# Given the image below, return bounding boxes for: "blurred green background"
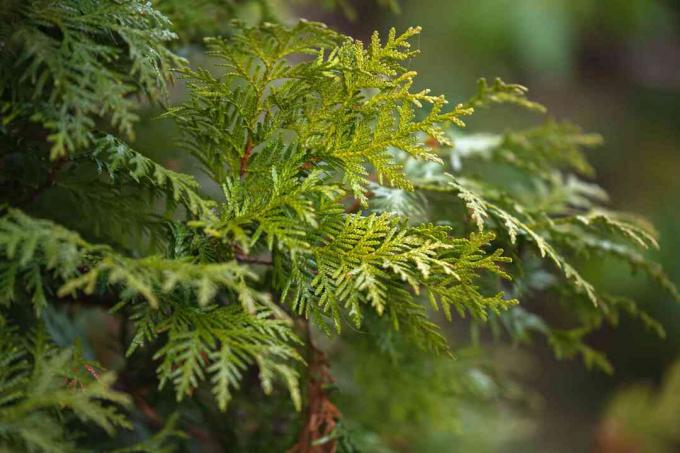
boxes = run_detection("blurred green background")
[304,0,680,451]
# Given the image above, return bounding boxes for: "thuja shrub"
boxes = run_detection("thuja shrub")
[0,1,676,451]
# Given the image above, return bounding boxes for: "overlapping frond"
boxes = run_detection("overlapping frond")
[0,325,130,452]
[0,209,259,312]
[90,135,214,217]
[396,87,678,371]
[0,206,303,422]
[465,77,546,112]
[128,302,302,411]
[279,213,515,353]
[191,146,345,253]
[1,1,676,448]
[0,0,184,158]
[170,21,471,203]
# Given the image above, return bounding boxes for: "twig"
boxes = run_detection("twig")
[345,198,362,214]
[345,190,374,214]
[235,253,273,266]
[233,244,273,265]
[84,364,101,380]
[289,320,340,453]
[240,137,254,179]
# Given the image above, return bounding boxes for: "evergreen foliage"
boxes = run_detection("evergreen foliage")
[0,0,676,450]
[0,0,182,159]
[0,324,131,451]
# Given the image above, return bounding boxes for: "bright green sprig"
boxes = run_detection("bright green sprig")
[171,21,472,204]
[280,213,515,353]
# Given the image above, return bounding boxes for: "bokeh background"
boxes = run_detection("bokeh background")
[304,1,680,451]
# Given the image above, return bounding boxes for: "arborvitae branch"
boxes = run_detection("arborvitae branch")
[0,2,676,449]
[290,322,340,453]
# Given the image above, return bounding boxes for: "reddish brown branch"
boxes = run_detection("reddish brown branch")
[240,137,254,179]
[233,244,273,265]
[345,190,374,214]
[345,198,362,214]
[84,364,101,380]
[290,322,341,453]
[235,253,273,266]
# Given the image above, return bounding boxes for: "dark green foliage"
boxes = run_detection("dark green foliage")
[0,0,183,158]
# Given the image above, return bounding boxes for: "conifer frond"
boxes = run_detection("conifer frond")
[170,22,510,356]
[369,184,429,220]
[548,327,613,374]
[454,121,602,179]
[191,147,345,253]
[0,326,130,452]
[1,1,676,447]
[517,124,599,177]
[0,209,259,312]
[157,0,278,41]
[394,86,678,370]
[0,0,184,158]
[600,294,666,339]
[558,232,679,302]
[443,176,600,304]
[60,254,259,310]
[280,213,515,349]
[574,211,659,250]
[171,21,471,203]
[416,155,678,316]
[466,77,546,112]
[130,302,302,412]
[405,92,678,311]
[0,209,100,313]
[0,209,301,414]
[90,135,214,217]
